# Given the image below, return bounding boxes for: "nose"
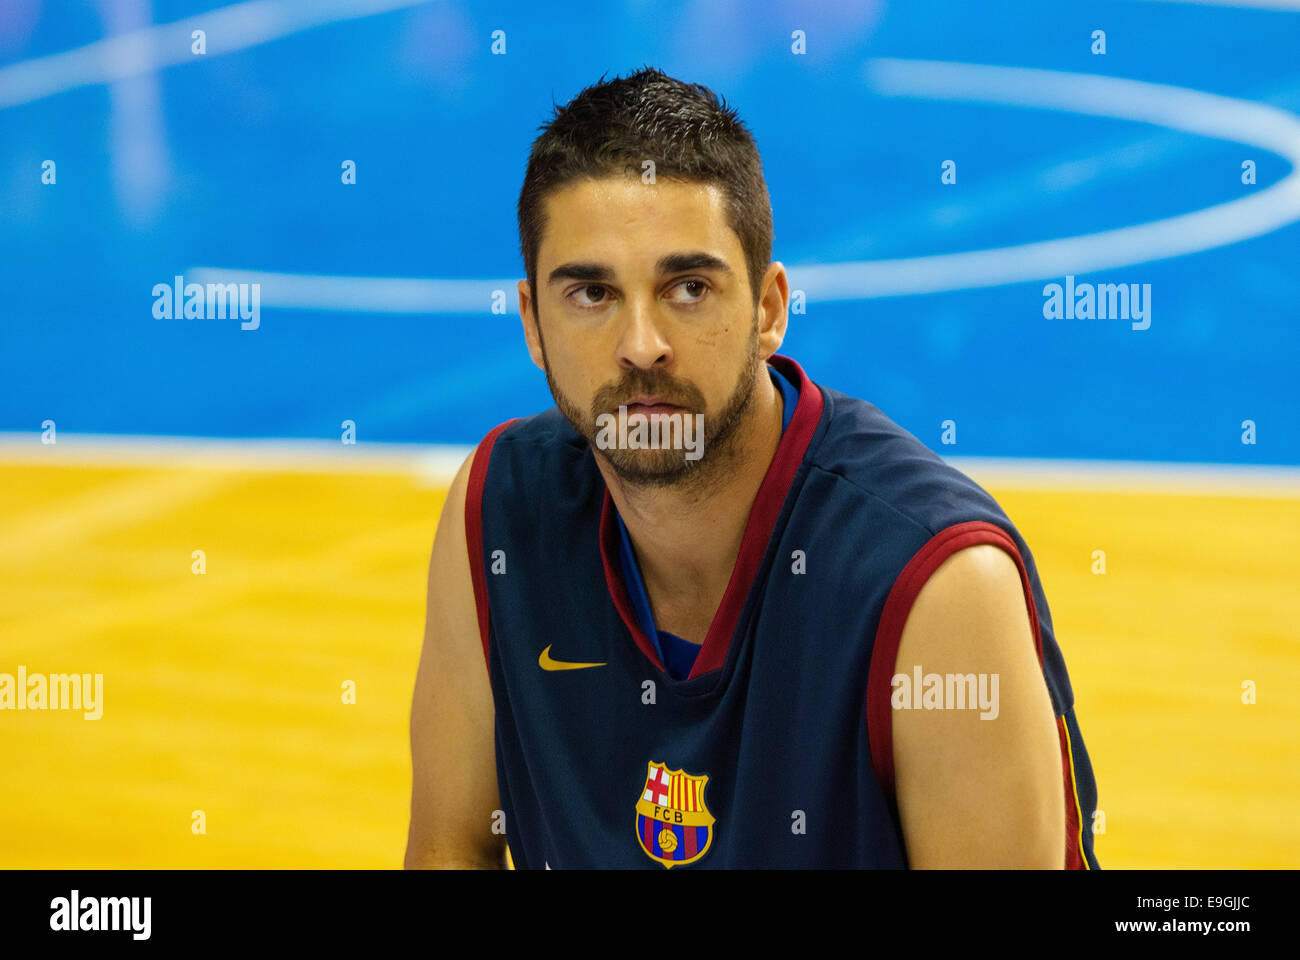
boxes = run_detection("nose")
[615,297,673,372]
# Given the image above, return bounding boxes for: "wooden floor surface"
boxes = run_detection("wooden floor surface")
[1,460,1296,867]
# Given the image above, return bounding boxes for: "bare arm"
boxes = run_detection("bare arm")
[404,447,506,869]
[892,544,1065,868]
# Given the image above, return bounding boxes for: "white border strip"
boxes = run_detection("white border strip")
[0,433,473,484]
[1,434,1295,495]
[945,456,1300,495]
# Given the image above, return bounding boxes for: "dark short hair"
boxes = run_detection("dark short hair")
[517,66,773,313]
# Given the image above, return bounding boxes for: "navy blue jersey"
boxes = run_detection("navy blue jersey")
[464,354,1100,869]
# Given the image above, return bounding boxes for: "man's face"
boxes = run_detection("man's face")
[520,176,772,488]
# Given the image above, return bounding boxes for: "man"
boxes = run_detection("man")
[405,67,1100,869]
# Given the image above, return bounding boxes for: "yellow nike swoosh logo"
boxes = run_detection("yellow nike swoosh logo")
[538,644,607,671]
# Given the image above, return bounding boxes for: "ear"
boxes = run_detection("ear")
[518,279,546,371]
[755,261,789,361]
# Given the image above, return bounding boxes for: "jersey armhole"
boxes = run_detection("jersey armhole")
[464,420,517,675]
[864,519,1090,869]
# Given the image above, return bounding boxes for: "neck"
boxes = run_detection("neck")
[597,367,785,628]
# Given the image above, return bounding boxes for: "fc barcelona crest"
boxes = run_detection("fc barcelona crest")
[635,760,715,868]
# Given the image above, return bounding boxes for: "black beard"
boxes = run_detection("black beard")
[538,321,762,494]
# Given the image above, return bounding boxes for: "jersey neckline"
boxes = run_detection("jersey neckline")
[613,362,799,680]
[597,353,825,682]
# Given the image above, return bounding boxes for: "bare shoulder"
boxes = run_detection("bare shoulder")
[907,544,1031,645]
[431,446,477,572]
[405,443,505,869]
[421,446,480,641]
[890,543,1065,868]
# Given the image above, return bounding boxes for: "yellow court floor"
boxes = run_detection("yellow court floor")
[1,454,1297,868]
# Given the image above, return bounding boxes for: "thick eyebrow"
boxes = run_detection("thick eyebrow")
[546,251,734,286]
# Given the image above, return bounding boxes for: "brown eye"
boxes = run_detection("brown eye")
[571,284,608,307]
[668,279,709,303]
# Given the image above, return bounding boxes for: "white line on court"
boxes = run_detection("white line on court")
[0,0,434,110]
[943,457,1300,496]
[184,269,519,315]
[185,61,1300,310]
[3,434,1297,495]
[788,59,1300,300]
[0,433,473,485]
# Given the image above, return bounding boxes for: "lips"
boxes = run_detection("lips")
[625,402,682,417]
[622,397,684,417]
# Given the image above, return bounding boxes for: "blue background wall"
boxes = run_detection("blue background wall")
[2,0,1296,463]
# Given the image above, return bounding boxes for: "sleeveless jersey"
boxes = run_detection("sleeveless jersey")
[464,353,1101,869]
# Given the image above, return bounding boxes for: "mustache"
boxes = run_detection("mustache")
[591,372,704,414]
